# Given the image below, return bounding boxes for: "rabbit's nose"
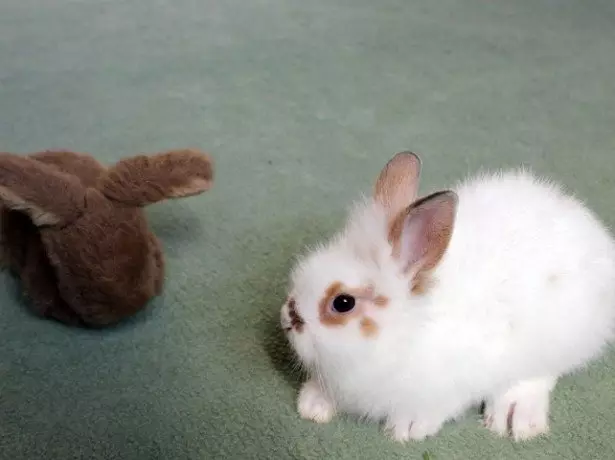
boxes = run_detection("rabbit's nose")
[287,298,305,333]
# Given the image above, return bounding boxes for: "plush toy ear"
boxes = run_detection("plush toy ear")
[99,149,213,207]
[0,153,86,226]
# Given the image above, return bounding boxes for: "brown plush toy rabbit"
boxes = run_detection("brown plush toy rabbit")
[0,149,213,327]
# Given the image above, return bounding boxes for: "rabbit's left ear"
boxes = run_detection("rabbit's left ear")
[389,190,457,279]
[100,149,213,207]
[374,152,421,222]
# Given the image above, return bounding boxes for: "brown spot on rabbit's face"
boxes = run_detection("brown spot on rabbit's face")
[360,317,379,337]
[319,282,363,327]
[373,295,389,307]
[319,282,388,329]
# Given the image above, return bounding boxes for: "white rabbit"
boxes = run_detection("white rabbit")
[280,152,615,442]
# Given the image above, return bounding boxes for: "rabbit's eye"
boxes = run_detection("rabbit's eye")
[332,294,356,313]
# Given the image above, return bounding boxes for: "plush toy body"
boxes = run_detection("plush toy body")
[0,149,213,327]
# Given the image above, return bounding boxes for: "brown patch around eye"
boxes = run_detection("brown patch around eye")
[319,282,388,327]
[319,282,353,327]
[360,317,379,338]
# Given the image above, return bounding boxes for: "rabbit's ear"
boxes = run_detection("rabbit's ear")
[389,190,457,284]
[374,152,422,221]
[0,153,86,226]
[100,149,213,207]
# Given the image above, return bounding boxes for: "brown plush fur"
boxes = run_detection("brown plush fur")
[0,149,213,327]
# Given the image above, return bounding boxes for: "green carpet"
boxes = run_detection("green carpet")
[1,0,615,458]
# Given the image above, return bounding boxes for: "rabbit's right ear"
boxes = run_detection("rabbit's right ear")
[374,152,422,222]
[0,153,85,226]
[389,190,457,280]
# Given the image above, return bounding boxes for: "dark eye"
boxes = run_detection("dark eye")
[332,294,356,313]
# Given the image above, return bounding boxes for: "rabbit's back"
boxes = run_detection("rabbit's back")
[436,169,615,378]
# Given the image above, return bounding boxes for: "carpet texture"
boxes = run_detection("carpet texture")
[1,0,615,458]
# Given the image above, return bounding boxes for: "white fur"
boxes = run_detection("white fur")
[281,168,615,441]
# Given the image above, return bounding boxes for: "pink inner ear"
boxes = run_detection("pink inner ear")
[398,211,431,272]
[393,190,457,275]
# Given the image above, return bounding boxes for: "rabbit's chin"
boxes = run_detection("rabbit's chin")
[285,330,318,369]
[286,324,373,385]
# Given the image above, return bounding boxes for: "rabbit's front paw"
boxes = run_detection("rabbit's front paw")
[484,376,555,441]
[297,379,335,424]
[385,417,443,442]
